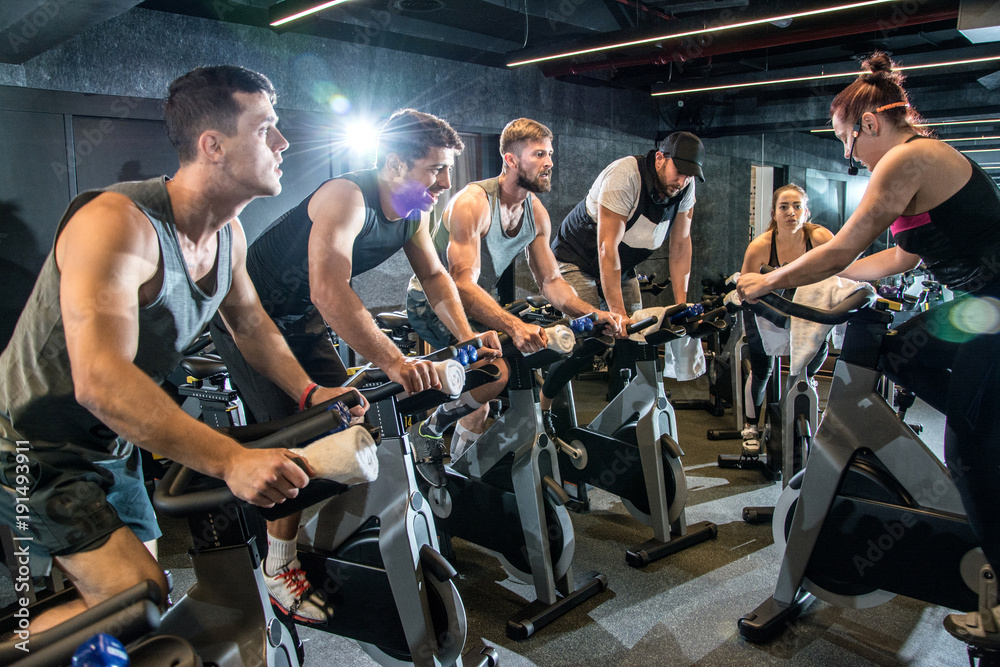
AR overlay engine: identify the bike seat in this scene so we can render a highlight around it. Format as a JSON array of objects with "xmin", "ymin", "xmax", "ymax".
[
  {"xmin": 180, "ymin": 355, "xmax": 227, "ymax": 379},
  {"xmin": 377, "ymin": 311, "xmax": 411, "ymax": 329}
]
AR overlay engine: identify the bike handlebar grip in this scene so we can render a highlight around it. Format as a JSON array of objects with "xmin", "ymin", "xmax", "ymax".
[
  {"xmin": 506, "ymin": 300, "xmax": 529, "ymax": 314},
  {"xmin": 434, "ymin": 359, "xmax": 465, "ymax": 396},
  {"xmin": 669, "ymin": 303, "xmax": 704, "ymax": 323},
  {"xmin": 456, "ymin": 344, "xmax": 478, "ymax": 366},
  {"xmin": 569, "ymin": 314, "xmax": 596, "ymax": 333},
  {"xmin": 626, "ymin": 315, "xmax": 659, "ymax": 334},
  {"xmin": 455, "ymin": 335, "xmax": 484, "ymax": 350},
  {"xmin": 544, "ymin": 324, "xmax": 576, "ymax": 354}
]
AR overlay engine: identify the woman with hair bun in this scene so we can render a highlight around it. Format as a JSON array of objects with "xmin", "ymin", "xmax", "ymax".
[
  {"xmin": 738, "ymin": 184, "xmax": 833, "ymax": 456},
  {"xmin": 737, "ymin": 52, "xmax": 1000, "ymax": 649}
]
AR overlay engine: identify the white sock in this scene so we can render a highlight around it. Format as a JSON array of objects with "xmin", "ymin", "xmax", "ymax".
[
  {"xmin": 451, "ymin": 422, "xmax": 481, "ymax": 460},
  {"xmin": 744, "ymin": 375, "xmax": 757, "ymax": 422},
  {"xmin": 265, "ymin": 533, "xmax": 297, "ymax": 577},
  {"xmin": 424, "ymin": 392, "xmax": 483, "ymax": 437}
]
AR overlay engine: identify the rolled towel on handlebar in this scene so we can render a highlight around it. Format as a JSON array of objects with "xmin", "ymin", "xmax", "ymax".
[
  {"xmin": 434, "ymin": 359, "xmax": 466, "ymax": 396},
  {"xmin": 289, "ymin": 425, "xmax": 379, "ymax": 485},
  {"xmin": 544, "ymin": 324, "xmax": 576, "ymax": 355}
]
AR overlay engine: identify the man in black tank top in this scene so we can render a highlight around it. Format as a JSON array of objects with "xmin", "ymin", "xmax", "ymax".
[
  {"xmin": 0, "ymin": 67, "xmax": 363, "ymax": 632},
  {"xmin": 209, "ymin": 110, "xmax": 504, "ymax": 620},
  {"xmin": 405, "ymin": 118, "xmax": 623, "ymax": 457}
]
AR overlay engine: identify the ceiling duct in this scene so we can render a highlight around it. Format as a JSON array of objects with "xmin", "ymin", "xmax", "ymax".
[
  {"xmin": 959, "ymin": 0, "xmax": 1000, "ymax": 44},
  {"xmin": 0, "ymin": 0, "xmax": 143, "ymax": 64}
]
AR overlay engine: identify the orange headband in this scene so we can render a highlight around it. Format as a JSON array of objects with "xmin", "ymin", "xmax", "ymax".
[{"xmin": 874, "ymin": 101, "xmax": 910, "ymax": 113}]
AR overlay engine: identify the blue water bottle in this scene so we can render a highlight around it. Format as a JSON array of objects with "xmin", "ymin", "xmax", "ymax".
[{"xmin": 72, "ymin": 633, "xmax": 129, "ymax": 667}]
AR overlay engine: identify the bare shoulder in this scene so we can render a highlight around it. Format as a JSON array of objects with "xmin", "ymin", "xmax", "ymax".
[
  {"xmin": 447, "ymin": 183, "xmax": 491, "ymax": 236},
  {"xmin": 61, "ymin": 192, "xmax": 157, "ymax": 254},
  {"xmin": 530, "ymin": 194, "xmax": 550, "ymax": 219},
  {"xmin": 806, "ymin": 223, "xmax": 834, "ymax": 244}
]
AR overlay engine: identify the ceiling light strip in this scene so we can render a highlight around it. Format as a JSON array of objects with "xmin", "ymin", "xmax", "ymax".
[
  {"xmin": 654, "ymin": 54, "xmax": 1000, "ymax": 97},
  {"xmin": 271, "ymin": 0, "xmax": 354, "ymax": 27},
  {"xmin": 508, "ymin": 0, "xmax": 897, "ymax": 68},
  {"xmin": 943, "ymin": 135, "xmax": 1000, "ymax": 143},
  {"xmin": 813, "ymin": 117, "xmax": 1000, "ymax": 132}
]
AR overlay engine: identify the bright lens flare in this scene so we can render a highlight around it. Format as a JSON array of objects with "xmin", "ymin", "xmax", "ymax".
[
  {"xmin": 345, "ymin": 119, "xmax": 379, "ymax": 155},
  {"xmin": 329, "ymin": 94, "xmax": 351, "ymax": 115},
  {"xmin": 949, "ymin": 297, "xmax": 1000, "ymax": 336}
]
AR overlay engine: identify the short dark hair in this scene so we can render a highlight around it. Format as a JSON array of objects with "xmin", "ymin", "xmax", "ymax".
[
  {"xmin": 164, "ymin": 65, "xmax": 277, "ymax": 164},
  {"xmin": 375, "ymin": 109, "xmax": 464, "ymax": 168}
]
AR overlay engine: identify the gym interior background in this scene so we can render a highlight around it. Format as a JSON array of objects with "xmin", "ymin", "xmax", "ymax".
[{"xmin": 1, "ymin": 0, "xmax": 998, "ymax": 664}]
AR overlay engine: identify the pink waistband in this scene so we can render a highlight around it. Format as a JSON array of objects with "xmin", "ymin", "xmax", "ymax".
[{"xmin": 890, "ymin": 211, "xmax": 931, "ymax": 236}]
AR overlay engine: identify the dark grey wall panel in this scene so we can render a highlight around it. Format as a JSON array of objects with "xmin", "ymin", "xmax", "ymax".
[
  {"xmin": 0, "ymin": 108, "xmax": 70, "ymax": 347},
  {"xmin": 72, "ymin": 116, "xmax": 178, "ymax": 193}
]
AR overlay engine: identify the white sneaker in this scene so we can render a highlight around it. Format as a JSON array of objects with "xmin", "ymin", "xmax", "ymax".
[
  {"xmin": 741, "ymin": 425, "xmax": 761, "ymax": 457},
  {"xmin": 264, "ymin": 559, "xmax": 330, "ymax": 624}
]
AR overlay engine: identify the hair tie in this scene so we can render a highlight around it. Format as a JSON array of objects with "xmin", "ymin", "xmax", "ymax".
[{"xmin": 875, "ymin": 101, "xmax": 910, "ymax": 113}]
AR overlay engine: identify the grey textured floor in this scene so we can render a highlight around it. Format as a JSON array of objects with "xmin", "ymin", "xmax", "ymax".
[{"xmin": 2, "ymin": 371, "xmax": 970, "ymax": 666}]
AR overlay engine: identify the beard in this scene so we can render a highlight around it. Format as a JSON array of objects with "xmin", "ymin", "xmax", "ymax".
[{"xmin": 516, "ymin": 166, "xmax": 552, "ymax": 193}]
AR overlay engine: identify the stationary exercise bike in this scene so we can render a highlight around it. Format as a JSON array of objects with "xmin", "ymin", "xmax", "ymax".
[
  {"xmin": 541, "ymin": 302, "xmax": 720, "ymax": 567},
  {"xmin": 718, "ymin": 295, "xmax": 822, "ymax": 523},
  {"xmin": 293, "ymin": 343, "xmax": 501, "ymax": 666},
  {"xmin": 425, "ymin": 301, "xmax": 610, "ymax": 640},
  {"xmin": 736, "ymin": 288, "xmax": 990, "ymax": 663},
  {"xmin": 0, "ymin": 393, "xmax": 374, "ymax": 667}
]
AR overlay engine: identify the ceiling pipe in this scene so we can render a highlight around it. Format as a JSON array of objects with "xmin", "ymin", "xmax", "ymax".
[
  {"xmin": 608, "ymin": 0, "xmax": 676, "ymax": 23},
  {"xmin": 538, "ymin": 4, "xmax": 958, "ymax": 78}
]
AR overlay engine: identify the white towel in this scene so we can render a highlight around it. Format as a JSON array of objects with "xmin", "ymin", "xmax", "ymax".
[
  {"xmin": 755, "ymin": 313, "xmax": 791, "ymax": 357},
  {"xmin": 788, "ymin": 276, "xmax": 869, "ymax": 375},
  {"xmin": 627, "ymin": 306, "xmax": 706, "ymax": 381},
  {"xmin": 290, "ymin": 425, "xmax": 379, "ymax": 485}
]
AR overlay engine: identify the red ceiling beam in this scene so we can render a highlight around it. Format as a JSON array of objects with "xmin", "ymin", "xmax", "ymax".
[{"xmin": 538, "ymin": 5, "xmax": 958, "ymax": 77}]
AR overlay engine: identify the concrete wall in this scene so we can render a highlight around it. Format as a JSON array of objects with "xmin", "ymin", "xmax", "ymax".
[
  {"xmin": 0, "ymin": 7, "xmax": 661, "ymax": 317},
  {"xmin": 0, "ymin": 7, "xmax": 873, "ymax": 327}
]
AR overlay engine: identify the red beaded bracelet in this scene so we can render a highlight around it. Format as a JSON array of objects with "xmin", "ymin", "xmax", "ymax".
[{"xmin": 298, "ymin": 382, "xmax": 319, "ymax": 411}]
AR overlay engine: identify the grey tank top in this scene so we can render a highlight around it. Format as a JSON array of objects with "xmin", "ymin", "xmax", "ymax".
[
  {"xmin": 414, "ymin": 177, "xmax": 536, "ymax": 294},
  {"xmin": 0, "ymin": 177, "xmax": 232, "ymax": 457}
]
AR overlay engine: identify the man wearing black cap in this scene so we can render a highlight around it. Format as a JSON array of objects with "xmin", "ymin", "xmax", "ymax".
[{"xmin": 550, "ymin": 131, "xmax": 705, "ymax": 319}]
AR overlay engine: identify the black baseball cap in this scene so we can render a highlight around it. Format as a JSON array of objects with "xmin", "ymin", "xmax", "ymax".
[{"xmin": 659, "ymin": 131, "xmax": 705, "ymax": 182}]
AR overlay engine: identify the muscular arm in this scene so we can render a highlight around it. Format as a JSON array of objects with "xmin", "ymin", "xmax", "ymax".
[
  {"xmin": 596, "ymin": 205, "xmax": 630, "ymax": 317},
  {"xmin": 405, "ymin": 211, "xmax": 477, "ymax": 342},
  {"xmin": 527, "ymin": 198, "xmax": 622, "ymax": 334},
  {"xmin": 307, "ymin": 180, "xmax": 436, "ymax": 393},
  {"xmin": 668, "ymin": 208, "xmax": 693, "ymax": 304},
  {"xmin": 58, "ymin": 195, "xmax": 308, "ymax": 506}
]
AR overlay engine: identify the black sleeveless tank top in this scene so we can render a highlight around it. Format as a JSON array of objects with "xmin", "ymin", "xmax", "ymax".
[
  {"xmin": 768, "ymin": 227, "xmax": 814, "ymax": 267},
  {"xmin": 890, "ymin": 136, "xmax": 1000, "ymax": 293},
  {"xmin": 248, "ymin": 169, "xmax": 421, "ymax": 325}
]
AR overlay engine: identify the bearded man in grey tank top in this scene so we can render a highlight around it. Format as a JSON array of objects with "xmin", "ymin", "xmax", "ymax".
[{"xmin": 407, "ymin": 118, "xmax": 624, "ymax": 457}]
